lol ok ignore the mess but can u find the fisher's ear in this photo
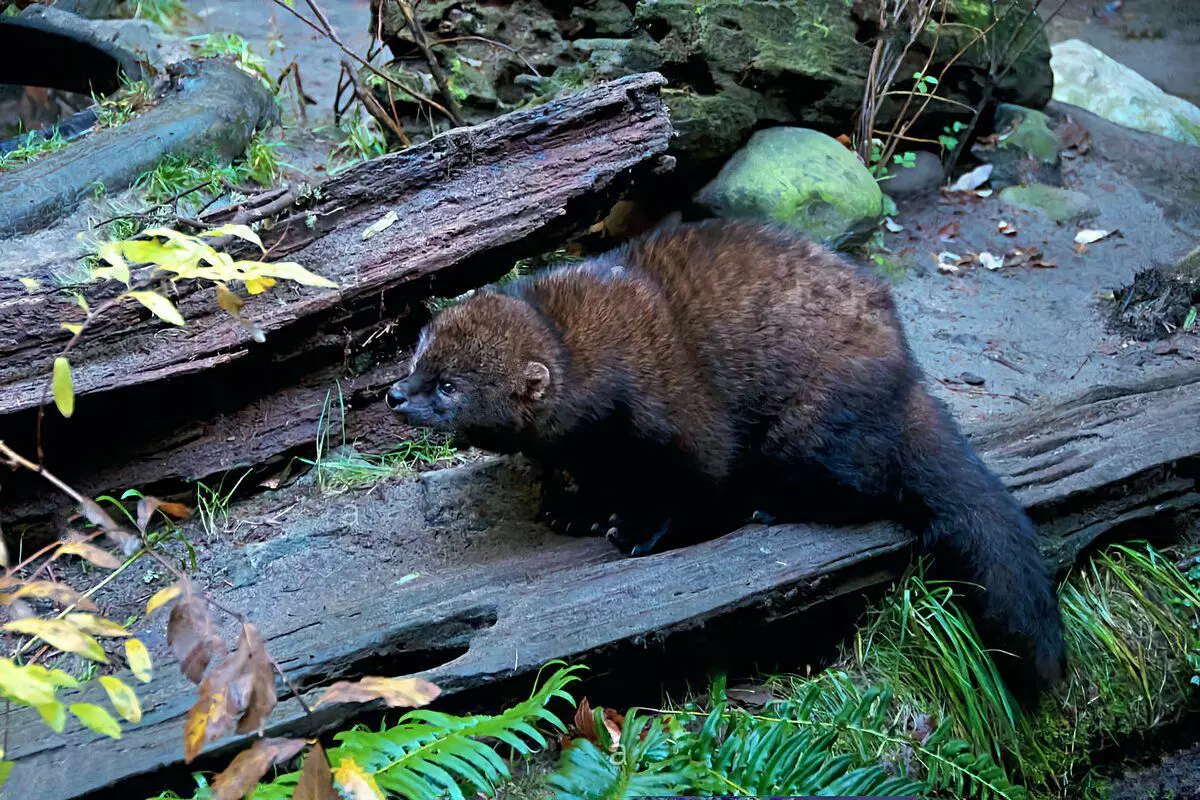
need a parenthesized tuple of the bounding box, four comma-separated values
(522, 361, 550, 401)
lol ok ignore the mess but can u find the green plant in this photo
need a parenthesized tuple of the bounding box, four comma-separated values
(940, 120, 968, 151)
(188, 33, 271, 86)
(0, 130, 68, 172)
(135, 130, 281, 210)
(195, 470, 253, 538)
(126, 0, 190, 30)
(94, 78, 155, 129)
(327, 108, 389, 172)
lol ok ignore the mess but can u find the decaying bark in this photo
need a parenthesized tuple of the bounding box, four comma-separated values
(0, 72, 674, 527)
(4, 368, 1198, 800)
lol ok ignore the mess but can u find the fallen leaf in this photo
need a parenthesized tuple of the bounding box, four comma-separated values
(211, 737, 307, 800)
(945, 163, 993, 192)
(7, 580, 97, 611)
(998, 220, 1018, 236)
(975, 188, 994, 198)
(361, 210, 398, 240)
(55, 539, 121, 569)
(333, 758, 384, 800)
(1185, 306, 1197, 331)
(295, 743, 339, 800)
(978, 251, 1003, 270)
(126, 638, 153, 683)
(71, 702, 122, 738)
(573, 698, 623, 751)
(835, 133, 853, 149)
(168, 594, 227, 684)
(65, 613, 130, 638)
(52, 356, 74, 418)
(726, 684, 776, 709)
(937, 220, 960, 241)
(884, 217, 905, 233)
(157, 501, 192, 520)
(136, 497, 160, 534)
(1031, 258, 1057, 268)
(147, 583, 183, 616)
(935, 251, 969, 274)
(99, 676, 142, 723)
(4, 618, 107, 662)
(1075, 228, 1115, 244)
(18, 277, 40, 292)
(313, 676, 441, 710)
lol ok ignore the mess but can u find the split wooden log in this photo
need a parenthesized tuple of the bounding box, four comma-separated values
(3, 368, 1197, 800)
(0, 72, 674, 525)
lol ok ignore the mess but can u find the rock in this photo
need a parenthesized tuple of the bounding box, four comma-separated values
(975, 103, 1062, 186)
(1172, 245, 1200, 281)
(1050, 39, 1200, 147)
(960, 372, 986, 386)
(367, 0, 1054, 165)
(998, 184, 1099, 223)
(881, 150, 943, 198)
(694, 127, 884, 248)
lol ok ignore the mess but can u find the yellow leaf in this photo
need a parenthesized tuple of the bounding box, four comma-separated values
(55, 540, 122, 569)
(0, 760, 11, 790)
(8, 580, 96, 611)
(60, 322, 84, 335)
(215, 283, 244, 315)
(117, 239, 182, 266)
(126, 638, 153, 683)
(18, 277, 40, 292)
(200, 224, 265, 251)
(146, 584, 183, 616)
(37, 701, 67, 733)
(95, 242, 131, 285)
(125, 291, 185, 327)
(52, 356, 74, 418)
(361, 210, 398, 240)
(99, 676, 142, 723)
(333, 758, 384, 800)
(234, 260, 337, 289)
(70, 702, 122, 739)
(0, 658, 77, 706)
(3, 619, 107, 663)
(243, 276, 276, 295)
(65, 613, 131, 638)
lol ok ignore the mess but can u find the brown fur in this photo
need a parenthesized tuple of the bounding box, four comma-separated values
(389, 219, 1066, 700)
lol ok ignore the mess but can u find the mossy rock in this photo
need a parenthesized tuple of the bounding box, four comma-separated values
(976, 103, 1063, 186)
(999, 184, 1099, 223)
(694, 127, 885, 248)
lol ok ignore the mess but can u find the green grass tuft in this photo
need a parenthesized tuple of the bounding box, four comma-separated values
(0, 130, 68, 172)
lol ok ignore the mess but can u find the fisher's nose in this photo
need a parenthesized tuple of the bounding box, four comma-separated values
(386, 383, 408, 412)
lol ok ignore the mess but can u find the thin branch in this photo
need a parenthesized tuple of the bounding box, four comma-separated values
(340, 59, 412, 147)
(394, 0, 465, 126)
(431, 35, 542, 78)
(268, 0, 455, 122)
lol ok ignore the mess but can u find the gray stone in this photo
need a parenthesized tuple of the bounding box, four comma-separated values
(976, 103, 1063, 186)
(694, 127, 885, 249)
(998, 183, 1099, 223)
(1051, 39, 1200, 147)
(881, 150, 943, 198)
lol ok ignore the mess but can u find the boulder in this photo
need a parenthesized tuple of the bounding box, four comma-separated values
(693, 127, 884, 248)
(1050, 39, 1200, 147)
(366, 0, 1054, 166)
(998, 184, 1099, 223)
(881, 149, 943, 198)
(975, 103, 1062, 186)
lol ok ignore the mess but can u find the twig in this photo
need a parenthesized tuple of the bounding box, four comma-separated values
(431, 35, 542, 78)
(340, 59, 412, 147)
(394, 0, 465, 126)
(91, 182, 213, 229)
(935, 377, 1031, 405)
(268, 0, 455, 122)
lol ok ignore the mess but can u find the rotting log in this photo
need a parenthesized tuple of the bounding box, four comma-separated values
(0, 72, 674, 526)
(4, 368, 1198, 800)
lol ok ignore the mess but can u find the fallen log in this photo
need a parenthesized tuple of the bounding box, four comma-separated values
(4, 367, 1198, 800)
(0, 72, 674, 527)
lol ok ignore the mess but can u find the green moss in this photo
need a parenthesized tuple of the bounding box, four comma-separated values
(995, 104, 1060, 163)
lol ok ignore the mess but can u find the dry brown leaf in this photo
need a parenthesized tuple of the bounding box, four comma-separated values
(55, 539, 121, 569)
(212, 737, 308, 800)
(295, 742, 339, 800)
(80, 498, 122, 532)
(136, 497, 160, 534)
(573, 698, 622, 751)
(8, 580, 97, 611)
(312, 676, 440, 711)
(168, 594, 226, 684)
(998, 220, 1018, 236)
(937, 219, 960, 241)
(157, 501, 192, 519)
(232, 623, 276, 735)
(184, 676, 233, 762)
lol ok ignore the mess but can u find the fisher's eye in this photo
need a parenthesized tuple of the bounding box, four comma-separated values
(437, 381, 456, 396)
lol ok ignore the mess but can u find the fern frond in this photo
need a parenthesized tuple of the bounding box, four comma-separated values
(329, 662, 583, 800)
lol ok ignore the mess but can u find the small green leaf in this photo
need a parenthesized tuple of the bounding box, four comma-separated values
(99, 676, 142, 723)
(60, 322, 84, 335)
(70, 703, 122, 739)
(0, 761, 11, 790)
(52, 357, 75, 418)
(1185, 306, 1197, 331)
(37, 701, 67, 733)
(124, 291, 186, 327)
